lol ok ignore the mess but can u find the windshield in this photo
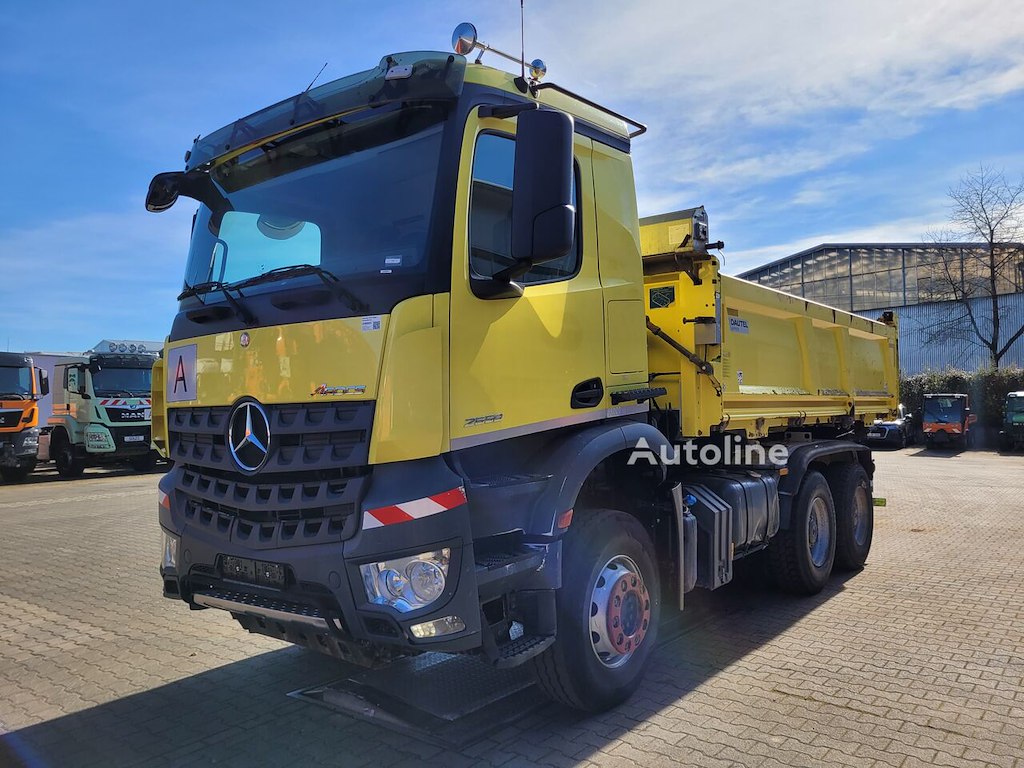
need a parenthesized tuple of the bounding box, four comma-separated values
(181, 103, 446, 305)
(0, 366, 31, 396)
(93, 367, 152, 397)
(923, 398, 963, 423)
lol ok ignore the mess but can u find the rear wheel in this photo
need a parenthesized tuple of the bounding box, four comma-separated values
(530, 509, 660, 712)
(767, 471, 836, 594)
(52, 433, 85, 478)
(826, 463, 873, 570)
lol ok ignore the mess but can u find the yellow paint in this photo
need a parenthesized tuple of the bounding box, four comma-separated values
(151, 357, 168, 456)
(448, 109, 609, 444)
(163, 316, 387, 407)
(642, 245, 898, 438)
(369, 295, 446, 464)
(591, 140, 649, 389)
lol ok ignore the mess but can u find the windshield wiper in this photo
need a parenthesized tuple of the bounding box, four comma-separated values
(178, 280, 258, 325)
(229, 264, 368, 313)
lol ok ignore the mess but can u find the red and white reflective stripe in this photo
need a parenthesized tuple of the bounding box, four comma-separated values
(362, 487, 467, 530)
(99, 398, 153, 406)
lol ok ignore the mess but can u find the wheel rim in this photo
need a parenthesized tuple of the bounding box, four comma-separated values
(589, 555, 651, 669)
(807, 496, 832, 567)
(852, 485, 870, 547)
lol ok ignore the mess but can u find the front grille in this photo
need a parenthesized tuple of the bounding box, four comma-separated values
(105, 406, 150, 423)
(169, 401, 374, 546)
(0, 409, 22, 428)
(168, 401, 373, 473)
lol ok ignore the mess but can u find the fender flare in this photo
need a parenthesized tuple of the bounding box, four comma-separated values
(529, 420, 672, 536)
(778, 440, 873, 529)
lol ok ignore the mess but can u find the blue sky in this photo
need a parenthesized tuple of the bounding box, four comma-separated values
(2, 0, 1022, 352)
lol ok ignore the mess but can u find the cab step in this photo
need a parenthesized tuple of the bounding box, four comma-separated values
(492, 632, 554, 668)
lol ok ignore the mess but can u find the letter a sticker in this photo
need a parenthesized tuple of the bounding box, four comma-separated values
(166, 344, 197, 403)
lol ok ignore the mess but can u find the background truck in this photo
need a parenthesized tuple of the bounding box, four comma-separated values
(0, 352, 49, 482)
(1000, 391, 1024, 451)
(146, 24, 898, 712)
(46, 348, 159, 477)
(921, 393, 975, 449)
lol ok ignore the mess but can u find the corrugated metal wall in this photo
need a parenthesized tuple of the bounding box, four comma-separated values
(868, 292, 1024, 375)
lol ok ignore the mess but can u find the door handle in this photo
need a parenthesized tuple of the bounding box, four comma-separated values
(571, 378, 604, 409)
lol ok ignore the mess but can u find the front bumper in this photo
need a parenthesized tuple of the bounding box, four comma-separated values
(158, 457, 492, 658)
(0, 428, 39, 467)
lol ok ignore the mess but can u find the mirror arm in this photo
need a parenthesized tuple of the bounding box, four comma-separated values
(478, 102, 538, 120)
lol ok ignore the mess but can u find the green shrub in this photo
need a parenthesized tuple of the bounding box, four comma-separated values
(900, 367, 1024, 429)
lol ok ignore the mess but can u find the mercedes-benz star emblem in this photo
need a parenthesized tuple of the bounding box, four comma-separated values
(228, 400, 271, 472)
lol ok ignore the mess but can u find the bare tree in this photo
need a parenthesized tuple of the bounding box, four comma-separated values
(922, 166, 1024, 368)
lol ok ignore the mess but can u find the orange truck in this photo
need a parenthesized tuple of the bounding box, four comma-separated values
(0, 352, 49, 482)
(921, 393, 975, 449)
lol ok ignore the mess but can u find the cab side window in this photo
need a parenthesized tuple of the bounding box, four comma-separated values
(469, 132, 580, 285)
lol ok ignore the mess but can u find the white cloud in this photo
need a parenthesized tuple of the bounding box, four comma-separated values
(509, 0, 1024, 194)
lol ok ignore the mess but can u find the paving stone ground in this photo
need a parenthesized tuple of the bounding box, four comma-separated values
(1, 449, 1023, 768)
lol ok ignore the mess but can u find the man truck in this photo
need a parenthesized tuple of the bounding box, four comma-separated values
(47, 347, 159, 477)
(146, 24, 898, 712)
(0, 352, 49, 482)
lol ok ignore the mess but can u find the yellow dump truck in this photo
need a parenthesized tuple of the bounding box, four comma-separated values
(146, 23, 898, 712)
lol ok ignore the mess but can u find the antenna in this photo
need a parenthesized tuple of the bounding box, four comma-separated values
(520, 0, 526, 82)
(304, 62, 328, 93)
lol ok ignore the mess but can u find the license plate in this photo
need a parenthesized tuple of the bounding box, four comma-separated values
(220, 556, 286, 587)
(222, 556, 256, 582)
(124, 435, 146, 442)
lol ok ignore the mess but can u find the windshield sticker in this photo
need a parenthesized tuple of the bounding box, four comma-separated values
(384, 256, 402, 266)
(166, 345, 197, 403)
(361, 316, 382, 332)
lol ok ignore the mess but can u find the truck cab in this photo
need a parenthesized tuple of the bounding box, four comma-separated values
(0, 352, 49, 482)
(999, 392, 1024, 451)
(48, 350, 158, 477)
(921, 393, 974, 448)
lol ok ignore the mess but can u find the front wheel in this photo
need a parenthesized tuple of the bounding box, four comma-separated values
(53, 438, 85, 478)
(767, 471, 836, 594)
(530, 509, 660, 712)
(1, 460, 35, 483)
(130, 451, 158, 472)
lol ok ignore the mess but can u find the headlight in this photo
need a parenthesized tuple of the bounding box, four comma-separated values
(161, 529, 179, 570)
(360, 548, 450, 613)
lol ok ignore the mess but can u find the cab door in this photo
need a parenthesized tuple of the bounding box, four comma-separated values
(448, 109, 606, 449)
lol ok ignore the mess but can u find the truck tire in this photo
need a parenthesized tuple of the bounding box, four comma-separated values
(1, 460, 35, 482)
(131, 452, 158, 472)
(529, 509, 660, 712)
(52, 433, 85, 478)
(767, 470, 836, 595)
(826, 463, 872, 570)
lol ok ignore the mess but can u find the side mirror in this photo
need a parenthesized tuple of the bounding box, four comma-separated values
(146, 171, 183, 212)
(37, 369, 49, 398)
(88, 361, 102, 375)
(508, 109, 575, 273)
(967, 413, 978, 425)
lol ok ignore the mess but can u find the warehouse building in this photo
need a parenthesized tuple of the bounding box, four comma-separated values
(739, 243, 1024, 374)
